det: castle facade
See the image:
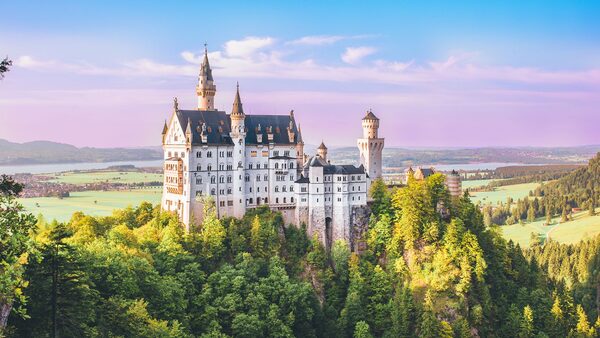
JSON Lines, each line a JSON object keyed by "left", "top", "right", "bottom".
{"left": 161, "top": 48, "right": 383, "bottom": 249}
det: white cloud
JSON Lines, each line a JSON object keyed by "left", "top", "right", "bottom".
{"left": 288, "top": 35, "right": 346, "bottom": 46}
{"left": 223, "top": 36, "right": 274, "bottom": 58}
{"left": 341, "top": 46, "right": 376, "bottom": 64}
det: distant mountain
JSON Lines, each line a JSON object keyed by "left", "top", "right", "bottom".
{"left": 0, "top": 139, "right": 162, "bottom": 165}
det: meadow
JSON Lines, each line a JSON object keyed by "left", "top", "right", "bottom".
{"left": 501, "top": 208, "right": 600, "bottom": 247}
{"left": 469, "top": 182, "right": 539, "bottom": 205}
{"left": 461, "top": 179, "right": 495, "bottom": 190}
{"left": 48, "top": 171, "right": 162, "bottom": 184}
{"left": 19, "top": 187, "right": 162, "bottom": 222}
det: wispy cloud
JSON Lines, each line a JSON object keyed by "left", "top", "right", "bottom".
{"left": 223, "top": 36, "right": 274, "bottom": 58}
{"left": 341, "top": 46, "right": 377, "bottom": 64}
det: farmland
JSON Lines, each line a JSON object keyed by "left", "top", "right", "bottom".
{"left": 500, "top": 208, "right": 600, "bottom": 247}
{"left": 48, "top": 171, "right": 162, "bottom": 184}
{"left": 469, "top": 182, "right": 540, "bottom": 205}
{"left": 19, "top": 187, "right": 162, "bottom": 222}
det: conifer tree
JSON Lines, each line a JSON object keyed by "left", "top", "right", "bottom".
{"left": 519, "top": 305, "right": 534, "bottom": 338}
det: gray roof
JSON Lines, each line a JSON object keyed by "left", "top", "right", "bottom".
{"left": 324, "top": 164, "right": 365, "bottom": 175}
{"left": 363, "top": 110, "right": 379, "bottom": 121}
{"left": 295, "top": 176, "right": 310, "bottom": 184}
{"left": 200, "top": 50, "right": 213, "bottom": 81}
{"left": 172, "top": 110, "right": 300, "bottom": 146}
{"left": 303, "top": 155, "right": 365, "bottom": 175}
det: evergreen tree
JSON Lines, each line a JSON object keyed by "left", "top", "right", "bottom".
{"left": 519, "top": 305, "right": 534, "bottom": 338}
{"left": 353, "top": 320, "right": 374, "bottom": 338}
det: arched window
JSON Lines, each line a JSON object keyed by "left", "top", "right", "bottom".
{"left": 238, "top": 161, "right": 242, "bottom": 168}
{"left": 207, "top": 164, "right": 212, "bottom": 171}
{"left": 283, "top": 197, "right": 287, "bottom": 203}
{"left": 211, "top": 176, "right": 216, "bottom": 184}
{"left": 219, "top": 176, "right": 224, "bottom": 183}
{"left": 275, "top": 163, "right": 279, "bottom": 169}
{"left": 275, "top": 186, "right": 279, "bottom": 192}
{"left": 211, "top": 188, "right": 215, "bottom": 195}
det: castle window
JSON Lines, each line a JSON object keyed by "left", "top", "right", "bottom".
{"left": 283, "top": 197, "right": 286, "bottom": 203}
{"left": 264, "top": 174, "right": 268, "bottom": 181}
{"left": 197, "top": 165, "right": 202, "bottom": 171}
{"left": 220, "top": 151, "right": 224, "bottom": 158}
{"left": 263, "top": 163, "right": 268, "bottom": 169}
{"left": 196, "top": 177, "right": 202, "bottom": 184}
{"left": 275, "top": 163, "right": 279, "bottom": 169}
{"left": 262, "top": 151, "right": 269, "bottom": 157}
{"left": 220, "top": 201, "right": 225, "bottom": 207}
{"left": 338, "top": 187, "right": 341, "bottom": 192}
{"left": 227, "top": 188, "right": 232, "bottom": 194}
{"left": 220, "top": 189, "right": 225, "bottom": 194}
{"left": 290, "top": 185, "right": 294, "bottom": 192}
{"left": 228, "top": 200, "right": 233, "bottom": 206}
{"left": 289, "top": 162, "right": 294, "bottom": 169}
{"left": 249, "top": 163, "right": 253, "bottom": 169}
{"left": 251, "top": 151, "right": 257, "bottom": 157}
{"left": 245, "top": 175, "right": 250, "bottom": 182}
{"left": 219, "top": 176, "right": 224, "bottom": 183}
{"left": 211, "top": 188, "right": 216, "bottom": 195}
{"left": 282, "top": 186, "right": 287, "bottom": 192}
{"left": 352, "top": 186, "right": 355, "bottom": 191}
{"left": 291, "top": 197, "right": 294, "bottom": 203}
{"left": 256, "top": 175, "right": 261, "bottom": 181}
{"left": 284, "top": 150, "right": 290, "bottom": 157}
{"left": 196, "top": 151, "right": 202, "bottom": 158}
{"left": 211, "top": 176, "right": 216, "bottom": 184}
{"left": 316, "top": 188, "right": 319, "bottom": 193}
{"left": 358, "top": 186, "right": 361, "bottom": 191}
{"left": 238, "top": 161, "right": 242, "bottom": 168}
{"left": 207, "top": 151, "right": 212, "bottom": 158}
{"left": 196, "top": 191, "right": 202, "bottom": 196}
{"left": 227, "top": 176, "right": 232, "bottom": 183}
{"left": 181, "top": 152, "right": 185, "bottom": 158}
{"left": 207, "top": 164, "right": 212, "bottom": 171}
{"left": 219, "top": 163, "right": 224, "bottom": 170}
{"left": 275, "top": 186, "right": 279, "bottom": 192}
{"left": 168, "top": 151, "right": 172, "bottom": 157}
{"left": 249, "top": 198, "right": 253, "bottom": 204}
{"left": 274, "top": 151, "right": 279, "bottom": 156}
{"left": 290, "top": 175, "right": 294, "bottom": 181}
{"left": 227, "top": 151, "right": 233, "bottom": 157}
{"left": 227, "top": 164, "right": 233, "bottom": 170}
{"left": 249, "top": 187, "right": 252, "bottom": 192}
{"left": 276, "top": 198, "right": 279, "bottom": 203}
{"left": 338, "top": 198, "right": 342, "bottom": 202}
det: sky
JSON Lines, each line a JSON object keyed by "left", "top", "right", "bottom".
{"left": 1, "top": 0, "right": 599, "bottom": 148}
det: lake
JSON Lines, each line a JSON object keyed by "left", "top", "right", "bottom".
{"left": 0, "top": 160, "right": 163, "bottom": 175}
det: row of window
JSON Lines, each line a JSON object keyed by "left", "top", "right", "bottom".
{"left": 196, "top": 150, "right": 233, "bottom": 158}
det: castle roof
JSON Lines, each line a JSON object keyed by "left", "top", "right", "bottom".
{"left": 303, "top": 155, "right": 365, "bottom": 175}
{"left": 231, "top": 83, "right": 244, "bottom": 117}
{"left": 172, "top": 109, "right": 301, "bottom": 146}
{"left": 362, "top": 110, "right": 379, "bottom": 121}
{"left": 318, "top": 141, "right": 327, "bottom": 150}
{"left": 200, "top": 48, "right": 213, "bottom": 82}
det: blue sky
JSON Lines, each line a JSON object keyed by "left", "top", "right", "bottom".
{"left": 1, "top": 1, "right": 599, "bottom": 147}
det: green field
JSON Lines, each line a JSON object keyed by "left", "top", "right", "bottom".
{"left": 48, "top": 171, "right": 162, "bottom": 184}
{"left": 19, "top": 187, "right": 162, "bottom": 222}
{"left": 470, "top": 182, "right": 539, "bottom": 205}
{"left": 462, "top": 179, "right": 495, "bottom": 190}
{"left": 501, "top": 208, "right": 600, "bottom": 247}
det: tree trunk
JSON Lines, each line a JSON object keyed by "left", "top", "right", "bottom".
{"left": 0, "top": 300, "right": 13, "bottom": 332}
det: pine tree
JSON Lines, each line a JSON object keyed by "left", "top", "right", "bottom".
{"left": 575, "top": 305, "right": 592, "bottom": 336}
{"left": 353, "top": 321, "right": 374, "bottom": 338}
{"left": 519, "top": 305, "right": 534, "bottom": 338}
{"left": 527, "top": 207, "right": 536, "bottom": 223}
{"left": 390, "top": 287, "right": 415, "bottom": 338}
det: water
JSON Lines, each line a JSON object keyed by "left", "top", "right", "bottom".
{"left": 0, "top": 160, "right": 163, "bottom": 175}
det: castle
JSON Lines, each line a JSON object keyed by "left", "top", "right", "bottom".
{"left": 161, "top": 48, "right": 383, "bottom": 250}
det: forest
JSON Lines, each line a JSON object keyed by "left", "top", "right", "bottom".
{"left": 480, "top": 153, "right": 600, "bottom": 226}
{"left": 1, "top": 164, "right": 599, "bottom": 337}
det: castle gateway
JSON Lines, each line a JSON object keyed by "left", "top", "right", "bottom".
{"left": 161, "top": 48, "right": 384, "bottom": 250}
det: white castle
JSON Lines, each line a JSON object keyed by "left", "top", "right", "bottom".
{"left": 161, "top": 48, "right": 383, "bottom": 250}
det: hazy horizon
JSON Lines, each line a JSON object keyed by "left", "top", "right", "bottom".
{"left": 1, "top": 1, "right": 599, "bottom": 148}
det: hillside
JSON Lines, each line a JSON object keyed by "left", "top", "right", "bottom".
{"left": 0, "top": 139, "right": 162, "bottom": 165}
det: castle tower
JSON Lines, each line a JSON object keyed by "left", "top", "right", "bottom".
{"left": 230, "top": 83, "right": 246, "bottom": 218}
{"left": 357, "top": 109, "right": 384, "bottom": 181}
{"left": 296, "top": 123, "right": 305, "bottom": 169}
{"left": 196, "top": 46, "right": 216, "bottom": 110}
{"left": 317, "top": 141, "right": 328, "bottom": 161}
{"left": 445, "top": 170, "right": 462, "bottom": 197}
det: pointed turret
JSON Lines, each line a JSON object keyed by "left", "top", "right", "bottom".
{"left": 196, "top": 44, "right": 217, "bottom": 110}
{"left": 231, "top": 82, "right": 244, "bottom": 119}
{"left": 317, "top": 141, "right": 328, "bottom": 161}
{"left": 161, "top": 120, "right": 168, "bottom": 144}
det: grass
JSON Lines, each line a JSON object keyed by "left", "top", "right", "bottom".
{"left": 501, "top": 208, "right": 600, "bottom": 247}
{"left": 470, "top": 182, "right": 540, "bottom": 205}
{"left": 19, "top": 187, "right": 162, "bottom": 222}
{"left": 462, "top": 179, "right": 495, "bottom": 190}
{"left": 48, "top": 171, "right": 162, "bottom": 184}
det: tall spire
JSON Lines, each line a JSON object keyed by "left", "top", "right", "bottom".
{"left": 231, "top": 82, "right": 244, "bottom": 118}
{"left": 197, "top": 44, "right": 216, "bottom": 110}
